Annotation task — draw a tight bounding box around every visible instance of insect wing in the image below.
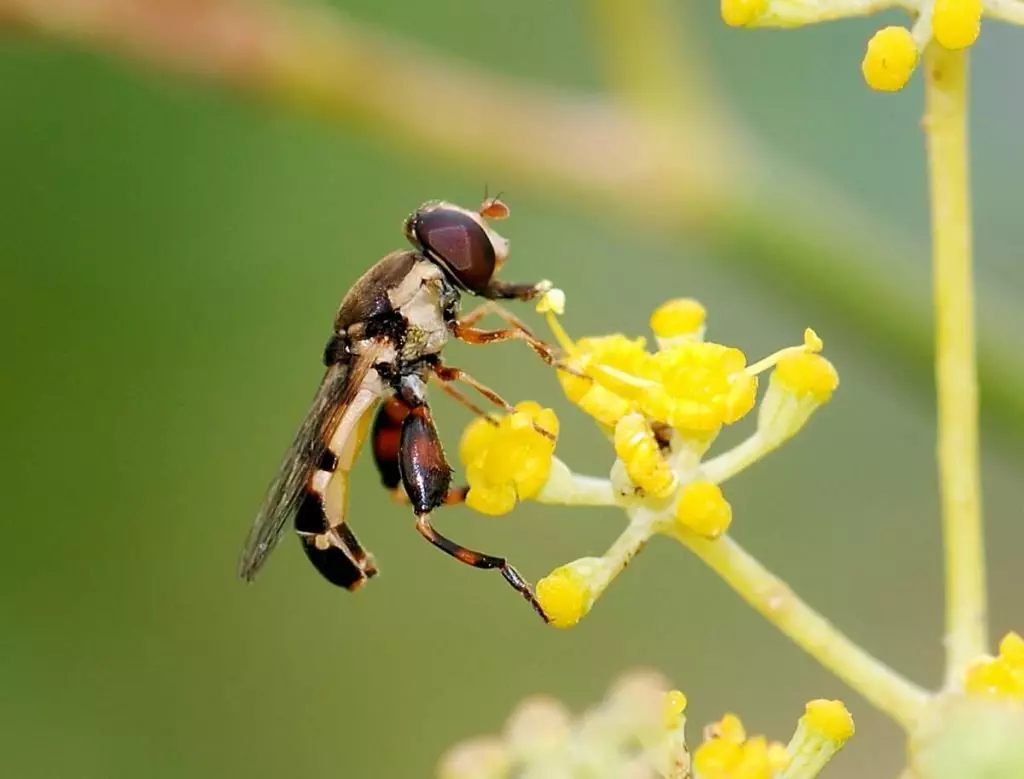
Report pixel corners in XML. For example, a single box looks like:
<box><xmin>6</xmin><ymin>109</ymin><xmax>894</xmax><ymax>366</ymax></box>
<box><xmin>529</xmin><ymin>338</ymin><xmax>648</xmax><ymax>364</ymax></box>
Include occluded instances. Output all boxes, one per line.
<box><xmin>238</xmin><ymin>347</ymin><xmax>381</xmax><ymax>581</ymax></box>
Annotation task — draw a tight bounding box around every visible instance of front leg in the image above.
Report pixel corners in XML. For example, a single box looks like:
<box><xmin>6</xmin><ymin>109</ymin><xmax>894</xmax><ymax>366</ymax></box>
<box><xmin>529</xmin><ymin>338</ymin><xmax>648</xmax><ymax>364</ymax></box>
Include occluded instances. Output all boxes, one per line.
<box><xmin>449</xmin><ymin>309</ymin><xmax>558</xmax><ymax>366</ymax></box>
<box><xmin>481</xmin><ymin>278</ymin><xmax>551</xmax><ymax>302</ymax></box>
<box><xmin>396</xmin><ymin>391</ymin><xmax>549</xmax><ymax>622</ymax></box>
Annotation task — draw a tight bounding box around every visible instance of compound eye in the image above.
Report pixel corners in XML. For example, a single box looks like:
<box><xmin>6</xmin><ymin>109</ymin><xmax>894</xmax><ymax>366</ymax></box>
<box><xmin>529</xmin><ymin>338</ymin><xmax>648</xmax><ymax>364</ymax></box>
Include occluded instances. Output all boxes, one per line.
<box><xmin>414</xmin><ymin>208</ymin><xmax>495</xmax><ymax>293</ymax></box>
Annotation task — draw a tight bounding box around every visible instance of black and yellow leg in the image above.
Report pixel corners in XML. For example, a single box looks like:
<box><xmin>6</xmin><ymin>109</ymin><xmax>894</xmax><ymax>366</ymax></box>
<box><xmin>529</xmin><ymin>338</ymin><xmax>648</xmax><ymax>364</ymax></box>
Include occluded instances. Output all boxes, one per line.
<box><xmin>395</xmin><ymin>397</ymin><xmax>548</xmax><ymax>622</ymax></box>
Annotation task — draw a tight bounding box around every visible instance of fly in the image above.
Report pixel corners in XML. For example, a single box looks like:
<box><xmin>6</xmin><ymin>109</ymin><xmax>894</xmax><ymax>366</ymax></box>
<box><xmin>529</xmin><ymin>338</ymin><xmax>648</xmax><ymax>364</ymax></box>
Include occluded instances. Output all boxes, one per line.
<box><xmin>238</xmin><ymin>197</ymin><xmax>560</xmax><ymax>620</ymax></box>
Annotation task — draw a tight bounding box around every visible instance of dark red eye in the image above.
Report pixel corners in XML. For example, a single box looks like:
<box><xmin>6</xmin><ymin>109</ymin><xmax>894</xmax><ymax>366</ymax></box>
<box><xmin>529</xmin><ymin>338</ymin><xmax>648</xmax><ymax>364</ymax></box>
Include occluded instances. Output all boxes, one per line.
<box><xmin>411</xmin><ymin>208</ymin><xmax>495</xmax><ymax>293</ymax></box>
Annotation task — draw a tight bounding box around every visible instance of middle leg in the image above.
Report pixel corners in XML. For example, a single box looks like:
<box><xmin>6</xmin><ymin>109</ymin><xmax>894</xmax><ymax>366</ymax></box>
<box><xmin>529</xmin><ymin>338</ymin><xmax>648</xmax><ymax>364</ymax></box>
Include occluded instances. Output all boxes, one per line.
<box><xmin>395</xmin><ymin>390</ymin><xmax>548</xmax><ymax>622</ymax></box>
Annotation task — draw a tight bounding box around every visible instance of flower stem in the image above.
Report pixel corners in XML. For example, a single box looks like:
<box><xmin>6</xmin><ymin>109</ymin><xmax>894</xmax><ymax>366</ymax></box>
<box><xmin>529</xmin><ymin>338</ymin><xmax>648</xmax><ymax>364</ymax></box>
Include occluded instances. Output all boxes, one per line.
<box><xmin>669</xmin><ymin>528</ymin><xmax>929</xmax><ymax>729</ymax></box>
<box><xmin>535</xmin><ymin>461</ymin><xmax>618</xmax><ymax>507</ymax></box>
<box><xmin>923</xmin><ymin>44</ymin><xmax>988</xmax><ymax>686</ymax></box>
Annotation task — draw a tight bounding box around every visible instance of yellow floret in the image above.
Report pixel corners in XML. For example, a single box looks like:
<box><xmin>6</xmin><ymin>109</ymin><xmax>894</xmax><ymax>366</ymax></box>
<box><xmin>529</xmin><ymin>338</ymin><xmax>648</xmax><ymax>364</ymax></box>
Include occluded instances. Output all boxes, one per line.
<box><xmin>999</xmin><ymin>632</ymin><xmax>1024</xmax><ymax>669</ymax></box>
<box><xmin>933</xmin><ymin>0</ymin><xmax>983</xmax><ymax>50</ymax></box>
<box><xmin>767</xmin><ymin>742</ymin><xmax>790</xmax><ymax>773</ymax></box>
<box><xmin>650</xmin><ymin>298</ymin><xmax>707</xmax><ymax>340</ymax></box>
<box><xmin>804</xmin><ymin>699</ymin><xmax>855</xmax><ymax>742</ymax></box>
<box><xmin>803</xmin><ymin>327</ymin><xmax>823</xmax><ymax>352</ymax></box>
<box><xmin>715</xmin><ymin>713</ymin><xmax>747</xmax><ymax>744</ymax></box>
<box><xmin>641</xmin><ymin>342</ymin><xmax>758</xmax><ymax>432</ymax></box>
<box><xmin>675</xmin><ymin>481</ymin><xmax>733</xmax><ymax>539</ymax></box>
<box><xmin>774</xmin><ymin>352</ymin><xmax>839</xmax><ymax>403</ymax></box>
<box><xmin>614</xmin><ymin>413</ymin><xmax>678</xmax><ymax>498</ymax></box>
<box><xmin>536</xmin><ymin>565</ymin><xmax>591</xmax><ymax>629</ymax></box>
<box><xmin>862</xmin><ymin>26</ymin><xmax>918</xmax><ymax>93</ymax></box>
<box><xmin>460</xmin><ymin>402</ymin><xmax>559</xmax><ymax>516</ymax></box>
<box><xmin>557</xmin><ymin>334</ymin><xmax>655</xmax><ymax>427</ymax></box>
<box><xmin>721</xmin><ymin>0</ymin><xmax>767</xmax><ymax>27</ymax></box>
<box><xmin>663</xmin><ymin>690</ymin><xmax>689</xmax><ymax>728</ymax></box>
<box><xmin>964</xmin><ymin>656</ymin><xmax>1024</xmax><ymax>701</ymax></box>
<box><xmin>695</xmin><ymin>723</ymin><xmax>786</xmax><ymax>779</ymax></box>
<box><xmin>694</xmin><ymin>737</ymin><xmax>744</xmax><ymax>779</ymax></box>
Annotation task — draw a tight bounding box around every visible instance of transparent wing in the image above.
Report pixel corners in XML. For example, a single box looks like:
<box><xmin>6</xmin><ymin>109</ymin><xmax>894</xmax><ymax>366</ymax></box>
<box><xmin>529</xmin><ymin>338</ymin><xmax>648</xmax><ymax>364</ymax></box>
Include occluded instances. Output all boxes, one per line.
<box><xmin>238</xmin><ymin>347</ymin><xmax>381</xmax><ymax>581</ymax></box>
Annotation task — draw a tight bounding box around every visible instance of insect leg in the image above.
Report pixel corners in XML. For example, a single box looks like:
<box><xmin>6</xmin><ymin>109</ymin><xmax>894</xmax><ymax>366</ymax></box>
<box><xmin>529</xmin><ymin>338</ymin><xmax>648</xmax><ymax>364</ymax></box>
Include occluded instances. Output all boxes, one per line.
<box><xmin>397</xmin><ymin>397</ymin><xmax>548</xmax><ymax>622</ymax></box>
<box><xmin>482</xmin><ymin>279</ymin><xmax>549</xmax><ymax>303</ymax></box>
<box><xmin>430</xmin><ymin>362</ymin><xmax>555</xmax><ymax>442</ymax></box>
<box><xmin>457</xmin><ymin>299</ymin><xmax>541</xmax><ymax>335</ymax></box>
<box><xmin>451</xmin><ymin>319</ymin><xmax>562</xmax><ymax>368</ymax></box>
<box><xmin>295</xmin><ymin>481</ymin><xmax>378</xmax><ymax>590</ymax></box>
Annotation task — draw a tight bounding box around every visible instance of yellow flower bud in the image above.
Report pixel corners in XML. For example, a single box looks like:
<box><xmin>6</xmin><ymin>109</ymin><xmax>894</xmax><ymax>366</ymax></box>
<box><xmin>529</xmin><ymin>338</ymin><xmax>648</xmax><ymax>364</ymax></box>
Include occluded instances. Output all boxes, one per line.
<box><xmin>933</xmin><ymin>0</ymin><xmax>983</xmax><ymax>50</ymax></box>
<box><xmin>999</xmin><ymin>631</ymin><xmax>1024</xmax><ymax>669</ymax></box>
<box><xmin>662</xmin><ymin>690</ymin><xmax>688</xmax><ymax>728</ymax></box>
<box><xmin>964</xmin><ymin>656</ymin><xmax>1024</xmax><ymax>701</ymax></box>
<box><xmin>804</xmin><ymin>699</ymin><xmax>855</xmax><ymax>742</ymax></box>
<box><xmin>650</xmin><ymin>298</ymin><xmax>707</xmax><ymax>346</ymax></box>
<box><xmin>675</xmin><ymin>481</ymin><xmax>733</xmax><ymax>539</ymax></box>
<box><xmin>862</xmin><ymin>26</ymin><xmax>918</xmax><ymax>93</ymax></box>
<box><xmin>721</xmin><ymin>0</ymin><xmax>767</xmax><ymax>27</ymax></box>
<box><xmin>536</xmin><ymin>562</ymin><xmax>596</xmax><ymax>629</ymax></box>
<box><xmin>775</xmin><ymin>353</ymin><xmax>839</xmax><ymax>403</ymax></box>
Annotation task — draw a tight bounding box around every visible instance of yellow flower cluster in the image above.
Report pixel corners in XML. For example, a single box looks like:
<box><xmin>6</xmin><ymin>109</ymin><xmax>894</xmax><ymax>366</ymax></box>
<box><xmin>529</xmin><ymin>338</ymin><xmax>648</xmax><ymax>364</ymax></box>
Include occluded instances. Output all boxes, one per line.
<box><xmin>439</xmin><ymin>669</ymin><xmax>852</xmax><ymax>779</ymax></box>
<box><xmin>860</xmin><ymin>2</ymin><xmax>984</xmax><ymax>91</ymax></box>
<box><xmin>459</xmin><ymin>402</ymin><xmax>559</xmax><ymax>516</ymax></box>
<box><xmin>719</xmin><ymin>0</ymin><xmax>993</xmax><ymax>93</ymax></box>
<box><xmin>963</xmin><ymin>631</ymin><xmax>1024</xmax><ymax>702</ymax></box>
<box><xmin>693</xmin><ymin>713</ymin><xmax>790</xmax><ymax>779</ymax></box>
<box><xmin>456</xmin><ymin>292</ymin><xmax>837</xmax><ymax>627</ymax></box>
<box><xmin>563</xmin><ymin>334</ymin><xmax>758</xmax><ymax>436</ymax></box>
<box><xmin>438</xmin><ymin>669</ymin><xmax>690</xmax><ymax>779</ymax></box>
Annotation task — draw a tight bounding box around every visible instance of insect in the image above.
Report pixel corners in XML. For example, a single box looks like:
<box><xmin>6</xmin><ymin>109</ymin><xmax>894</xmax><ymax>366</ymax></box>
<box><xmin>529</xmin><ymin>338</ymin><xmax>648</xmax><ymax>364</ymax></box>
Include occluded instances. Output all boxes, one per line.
<box><xmin>238</xmin><ymin>196</ymin><xmax>560</xmax><ymax>620</ymax></box>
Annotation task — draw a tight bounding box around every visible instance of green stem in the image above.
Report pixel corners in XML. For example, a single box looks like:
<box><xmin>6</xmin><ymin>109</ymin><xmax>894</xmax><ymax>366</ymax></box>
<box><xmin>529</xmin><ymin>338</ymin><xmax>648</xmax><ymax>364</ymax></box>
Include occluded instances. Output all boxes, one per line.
<box><xmin>923</xmin><ymin>45</ymin><xmax>988</xmax><ymax>686</ymax></box>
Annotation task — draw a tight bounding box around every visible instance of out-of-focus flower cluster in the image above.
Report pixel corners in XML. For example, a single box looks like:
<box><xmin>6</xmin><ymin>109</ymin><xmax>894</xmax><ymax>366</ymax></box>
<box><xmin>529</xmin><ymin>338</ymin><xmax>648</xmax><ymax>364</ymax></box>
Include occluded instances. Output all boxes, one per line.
<box><xmin>438</xmin><ymin>669</ymin><xmax>853</xmax><ymax>779</ymax></box>
<box><xmin>719</xmin><ymin>0</ymin><xmax>1024</xmax><ymax>93</ymax></box>
<box><xmin>458</xmin><ymin>292</ymin><xmax>838</xmax><ymax>628</ymax></box>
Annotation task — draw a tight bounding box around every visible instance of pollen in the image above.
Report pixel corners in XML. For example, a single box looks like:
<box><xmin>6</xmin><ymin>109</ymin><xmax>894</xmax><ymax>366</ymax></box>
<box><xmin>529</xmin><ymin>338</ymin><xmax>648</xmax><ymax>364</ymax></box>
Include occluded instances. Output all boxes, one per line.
<box><xmin>721</xmin><ymin>0</ymin><xmax>767</xmax><ymax>28</ymax></box>
<box><xmin>662</xmin><ymin>690</ymin><xmax>689</xmax><ymax>728</ymax></box>
<box><xmin>460</xmin><ymin>402</ymin><xmax>559</xmax><ymax>516</ymax></box>
<box><xmin>862</xmin><ymin>26</ymin><xmax>918</xmax><ymax>93</ymax></box>
<box><xmin>774</xmin><ymin>352</ymin><xmax>839</xmax><ymax>403</ymax></box>
<box><xmin>536</xmin><ymin>564</ymin><xmax>591</xmax><ymax>629</ymax></box>
<box><xmin>675</xmin><ymin>481</ymin><xmax>733</xmax><ymax>539</ymax></box>
<box><xmin>650</xmin><ymin>297</ymin><xmax>707</xmax><ymax>341</ymax></box>
<box><xmin>803</xmin><ymin>699</ymin><xmax>855</xmax><ymax>742</ymax></box>
<box><xmin>933</xmin><ymin>0</ymin><xmax>983</xmax><ymax>50</ymax></box>
<box><xmin>614</xmin><ymin>413</ymin><xmax>678</xmax><ymax>498</ymax></box>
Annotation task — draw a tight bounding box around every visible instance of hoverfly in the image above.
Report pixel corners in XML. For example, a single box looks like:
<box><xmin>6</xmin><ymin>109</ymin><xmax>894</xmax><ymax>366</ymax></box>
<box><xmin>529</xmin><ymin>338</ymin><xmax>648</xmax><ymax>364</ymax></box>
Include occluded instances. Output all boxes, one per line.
<box><xmin>238</xmin><ymin>197</ymin><xmax>559</xmax><ymax>619</ymax></box>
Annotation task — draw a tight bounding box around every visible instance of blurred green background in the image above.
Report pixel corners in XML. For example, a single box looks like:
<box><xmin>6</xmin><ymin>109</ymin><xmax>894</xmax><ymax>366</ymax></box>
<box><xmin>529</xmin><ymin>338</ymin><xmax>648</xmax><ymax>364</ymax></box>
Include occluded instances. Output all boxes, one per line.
<box><xmin>2</xmin><ymin>2</ymin><xmax>1022</xmax><ymax>777</ymax></box>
